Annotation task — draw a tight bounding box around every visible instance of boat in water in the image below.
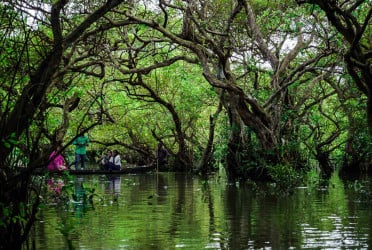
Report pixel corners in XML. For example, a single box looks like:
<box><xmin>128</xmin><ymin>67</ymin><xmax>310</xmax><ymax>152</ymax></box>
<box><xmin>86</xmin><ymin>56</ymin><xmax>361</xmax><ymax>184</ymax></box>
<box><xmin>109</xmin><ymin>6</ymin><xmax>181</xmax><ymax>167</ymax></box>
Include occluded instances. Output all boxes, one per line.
<box><xmin>34</xmin><ymin>164</ymin><xmax>156</xmax><ymax>175</ymax></box>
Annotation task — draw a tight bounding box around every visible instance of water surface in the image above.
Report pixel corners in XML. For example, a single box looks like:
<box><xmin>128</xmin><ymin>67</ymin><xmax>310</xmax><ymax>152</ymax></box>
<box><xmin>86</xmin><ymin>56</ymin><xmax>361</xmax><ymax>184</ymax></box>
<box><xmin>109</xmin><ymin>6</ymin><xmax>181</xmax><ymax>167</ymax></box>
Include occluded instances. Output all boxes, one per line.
<box><xmin>31</xmin><ymin>171</ymin><xmax>371</xmax><ymax>249</ymax></box>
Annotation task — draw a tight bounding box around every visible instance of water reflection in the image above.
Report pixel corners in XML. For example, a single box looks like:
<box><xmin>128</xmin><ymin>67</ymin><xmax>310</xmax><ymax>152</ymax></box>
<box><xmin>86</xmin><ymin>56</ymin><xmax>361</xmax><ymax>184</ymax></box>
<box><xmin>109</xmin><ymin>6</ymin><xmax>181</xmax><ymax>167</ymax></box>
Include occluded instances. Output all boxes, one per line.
<box><xmin>105</xmin><ymin>175</ymin><xmax>121</xmax><ymax>202</ymax></box>
<box><xmin>31</xmin><ymin>172</ymin><xmax>371</xmax><ymax>249</ymax></box>
<box><xmin>146</xmin><ymin>173</ymin><xmax>168</xmax><ymax>205</ymax></box>
<box><xmin>72</xmin><ymin>176</ymin><xmax>95</xmax><ymax>218</ymax></box>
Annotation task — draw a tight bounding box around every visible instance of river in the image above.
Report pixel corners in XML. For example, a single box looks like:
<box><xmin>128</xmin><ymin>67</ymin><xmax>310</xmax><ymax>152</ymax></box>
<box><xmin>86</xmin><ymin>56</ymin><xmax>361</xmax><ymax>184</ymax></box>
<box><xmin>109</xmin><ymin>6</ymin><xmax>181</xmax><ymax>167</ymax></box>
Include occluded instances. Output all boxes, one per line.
<box><xmin>29</xmin><ymin>170</ymin><xmax>371</xmax><ymax>249</ymax></box>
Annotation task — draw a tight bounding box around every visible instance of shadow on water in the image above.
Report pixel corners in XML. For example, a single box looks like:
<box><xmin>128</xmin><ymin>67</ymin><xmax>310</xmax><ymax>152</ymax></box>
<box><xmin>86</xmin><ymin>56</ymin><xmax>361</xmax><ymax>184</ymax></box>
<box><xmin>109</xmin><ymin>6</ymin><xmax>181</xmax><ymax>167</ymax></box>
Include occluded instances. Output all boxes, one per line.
<box><xmin>30</xmin><ymin>171</ymin><xmax>371</xmax><ymax>249</ymax></box>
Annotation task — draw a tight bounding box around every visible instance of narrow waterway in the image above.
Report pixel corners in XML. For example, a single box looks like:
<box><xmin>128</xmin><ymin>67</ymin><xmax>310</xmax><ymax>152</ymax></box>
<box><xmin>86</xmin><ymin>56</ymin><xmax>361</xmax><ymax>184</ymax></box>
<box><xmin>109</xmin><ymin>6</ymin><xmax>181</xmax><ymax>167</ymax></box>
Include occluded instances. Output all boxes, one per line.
<box><xmin>30</xmin><ymin>171</ymin><xmax>371</xmax><ymax>249</ymax></box>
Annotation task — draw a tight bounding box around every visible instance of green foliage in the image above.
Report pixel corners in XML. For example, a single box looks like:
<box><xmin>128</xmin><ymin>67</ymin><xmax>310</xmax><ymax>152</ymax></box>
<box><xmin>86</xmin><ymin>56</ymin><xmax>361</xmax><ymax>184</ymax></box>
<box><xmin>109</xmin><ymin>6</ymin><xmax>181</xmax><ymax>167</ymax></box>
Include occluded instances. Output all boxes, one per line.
<box><xmin>268</xmin><ymin>163</ymin><xmax>302</xmax><ymax>189</ymax></box>
<box><xmin>0</xmin><ymin>202</ymin><xmax>27</xmax><ymax>231</ymax></box>
<box><xmin>1</xmin><ymin>0</ymin><xmax>366</xmax><ymax>176</ymax></box>
<box><xmin>344</xmin><ymin>128</ymin><xmax>372</xmax><ymax>164</ymax></box>
<box><xmin>0</xmin><ymin>203</ymin><xmax>9</xmax><ymax>228</ymax></box>
<box><xmin>1</xmin><ymin>132</ymin><xmax>18</xmax><ymax>149</ymax></box>
<box><xmin>212</xmin><ymin>115</ymin><xmax>230</xmax><ymax>166</ymax></box>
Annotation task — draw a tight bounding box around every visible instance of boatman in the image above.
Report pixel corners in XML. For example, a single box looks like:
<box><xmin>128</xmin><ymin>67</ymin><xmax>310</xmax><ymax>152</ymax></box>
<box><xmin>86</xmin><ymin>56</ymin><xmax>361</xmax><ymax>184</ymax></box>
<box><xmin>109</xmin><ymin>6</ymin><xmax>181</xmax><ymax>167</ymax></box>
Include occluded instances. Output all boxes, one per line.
<box><xmin>73</xmin><ymin>128</ymin><xmax>89</xmax><ymax>170</ymax></box>
<box><xmin>156</xmin><ymin>142</ymin><xmax>168</xmax><ymax>167</ymax></box>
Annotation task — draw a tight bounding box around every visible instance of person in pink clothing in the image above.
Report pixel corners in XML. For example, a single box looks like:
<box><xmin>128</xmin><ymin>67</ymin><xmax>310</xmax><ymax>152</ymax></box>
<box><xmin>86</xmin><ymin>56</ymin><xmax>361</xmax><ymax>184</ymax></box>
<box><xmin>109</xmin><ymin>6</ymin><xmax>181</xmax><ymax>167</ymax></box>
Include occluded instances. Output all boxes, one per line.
<box><xmin>47</xmin><ymin>145</ymin><xmax>68</xmax><ymax>171</ymax></box>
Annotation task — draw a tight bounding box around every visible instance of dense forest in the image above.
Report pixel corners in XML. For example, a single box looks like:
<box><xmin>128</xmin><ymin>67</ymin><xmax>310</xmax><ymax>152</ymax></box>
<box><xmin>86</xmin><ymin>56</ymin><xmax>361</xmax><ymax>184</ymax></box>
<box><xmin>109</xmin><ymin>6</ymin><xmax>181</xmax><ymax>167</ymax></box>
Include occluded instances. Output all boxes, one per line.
<box><xmin>0</xmin><ymin>0</ymin><xmax>371</xmax><ymax>248</ymax></box>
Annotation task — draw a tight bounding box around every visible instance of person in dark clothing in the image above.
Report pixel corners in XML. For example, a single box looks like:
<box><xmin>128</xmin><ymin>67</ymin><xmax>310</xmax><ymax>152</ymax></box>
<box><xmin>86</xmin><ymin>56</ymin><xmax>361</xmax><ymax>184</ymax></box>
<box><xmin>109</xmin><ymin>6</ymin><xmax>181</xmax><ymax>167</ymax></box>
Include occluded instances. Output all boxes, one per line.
<box><xmin>99</xmin><ymin>150</ymin><xmax>112</xmax><ymax>170</ymax></box>
<box><xmin>156</xmin><ymin>142</ymin><xmax>168</xmax><ymax>166</ymax></box>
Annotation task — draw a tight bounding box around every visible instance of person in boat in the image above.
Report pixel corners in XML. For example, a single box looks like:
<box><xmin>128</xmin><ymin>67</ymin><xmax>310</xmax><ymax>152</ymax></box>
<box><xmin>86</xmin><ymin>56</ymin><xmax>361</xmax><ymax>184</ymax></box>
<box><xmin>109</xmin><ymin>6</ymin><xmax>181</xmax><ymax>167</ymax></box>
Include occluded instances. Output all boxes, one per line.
<box><xmin>47</xmin><ymin>144</ymin><xmax>68</xmax><ymax>171</ymax></box>
<box><xmin>156</xmin><ymin>142</ymin><xmax>168</xmax><ymax>167</ymax></box>
<box><xmin>73</xmin><ymin>128</ymin><xmax>89</xmax><ymax>170</ymax></box>
<box><xmin>99</xmin><ymin>150</ymin><xmax>112</xmax><ymax>170</ymax></box>
<box><xmin>108</xmin><ymin>150</ymin><xmax>121</xmax><ymax>171</ymax></box>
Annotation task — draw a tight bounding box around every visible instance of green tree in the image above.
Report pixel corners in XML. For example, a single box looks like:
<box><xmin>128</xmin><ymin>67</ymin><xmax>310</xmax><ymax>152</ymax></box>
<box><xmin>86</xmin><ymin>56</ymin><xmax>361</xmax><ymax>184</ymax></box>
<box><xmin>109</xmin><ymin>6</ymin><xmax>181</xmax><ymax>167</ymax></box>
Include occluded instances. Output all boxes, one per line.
<box><xmin>0</xmin><ymin>1</ymin><xmax>128</xmax><ymax>248</ymax></box>
<box><xmin>118</xmin><ymin>0</ymin><xmax>343</xmax><ymax>180</ymax></box>
<box><xmin>296</xmin><ymin>0</ymin><xmax>372</xmax><ymax>174</ymax></box>
<box><xmin>294</xmin><ymin>1</ymin><xmax>371</xmax><ymax>126</ymax></box>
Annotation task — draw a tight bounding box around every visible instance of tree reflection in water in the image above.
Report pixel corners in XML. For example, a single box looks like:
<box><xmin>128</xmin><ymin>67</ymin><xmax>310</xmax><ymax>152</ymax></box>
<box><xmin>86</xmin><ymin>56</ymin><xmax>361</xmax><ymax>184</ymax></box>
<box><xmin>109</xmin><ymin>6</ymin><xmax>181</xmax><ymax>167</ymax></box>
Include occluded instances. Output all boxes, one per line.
<box><xmin>32</xmin><ymin>172</ymin><xmax>371</xmax><ymax>249</ymax></box>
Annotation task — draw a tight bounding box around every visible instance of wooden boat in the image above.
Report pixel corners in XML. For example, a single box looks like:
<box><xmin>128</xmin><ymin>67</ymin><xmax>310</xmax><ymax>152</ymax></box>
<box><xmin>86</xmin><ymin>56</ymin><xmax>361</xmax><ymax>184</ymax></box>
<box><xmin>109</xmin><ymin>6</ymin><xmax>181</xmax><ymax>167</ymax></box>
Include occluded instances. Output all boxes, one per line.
<box><xmin>34</xmin><ymin>164</ymin><xmax>156</xmax><ymax>175</ymax></box>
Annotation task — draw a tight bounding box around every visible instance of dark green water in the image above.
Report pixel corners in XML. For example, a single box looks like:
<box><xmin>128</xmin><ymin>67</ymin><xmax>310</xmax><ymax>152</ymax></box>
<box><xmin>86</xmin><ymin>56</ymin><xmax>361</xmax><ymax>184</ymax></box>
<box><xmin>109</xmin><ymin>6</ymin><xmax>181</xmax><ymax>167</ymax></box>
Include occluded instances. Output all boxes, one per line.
<box><xmin>30</xmin><ymin>171</ymin><xmax>371</xmax><ymax>249</ymax></box>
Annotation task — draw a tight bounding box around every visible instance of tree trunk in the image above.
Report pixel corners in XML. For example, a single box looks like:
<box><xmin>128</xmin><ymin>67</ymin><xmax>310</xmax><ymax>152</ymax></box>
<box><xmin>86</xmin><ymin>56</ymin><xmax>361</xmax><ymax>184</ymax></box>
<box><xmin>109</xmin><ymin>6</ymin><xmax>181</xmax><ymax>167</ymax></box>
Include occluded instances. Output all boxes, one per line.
<box><xmin>198</xmin><ymin>115</ymin><xmax>217</xmax><ymax>175</ymax></box>
<box><xmin>315</xmin><ymin>148</ymin><xmax>333</xmax><ymax>179</ymax></box>
<box><xmin>0</xmin><ymin>48</ymin><xmax>64</xmax><ymax>165</ymax></box>
<box><xmin>198</xmin><ymin>101</ymin><xmax>222</xmax><ymax>175</ymax></box>
<box><xmin>225</xmin><ymin>106</ymin><xmax>243</xmax><ymax>183</ymax></box>
<box><xmin>235</xmin><ymin>95</ymin><xmax>278</xmax><ymax>154</ymax></box>
<box><xmin>367</xmin><ymin>95</ymin><xmax>372</xmax><ymax>136</ymax></box>
<box><xmin>220</xmin><ymin>92</ymin><xmax>274</xmax><ymax>181</ymax></box>
<box><xmin>0</xmin><ymin>170</ymin><xmax>39</xmax><ymax>250</ymax></box>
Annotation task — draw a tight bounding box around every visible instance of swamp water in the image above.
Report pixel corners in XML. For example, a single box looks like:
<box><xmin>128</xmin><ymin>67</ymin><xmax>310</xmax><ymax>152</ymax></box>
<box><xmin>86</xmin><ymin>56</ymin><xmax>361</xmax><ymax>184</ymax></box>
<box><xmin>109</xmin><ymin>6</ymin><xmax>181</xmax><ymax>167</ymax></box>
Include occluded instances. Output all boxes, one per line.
<box><xmin>30</xmin><ymin>171</ymin><xmax>371</xmax><ymax>249</ymax></box>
